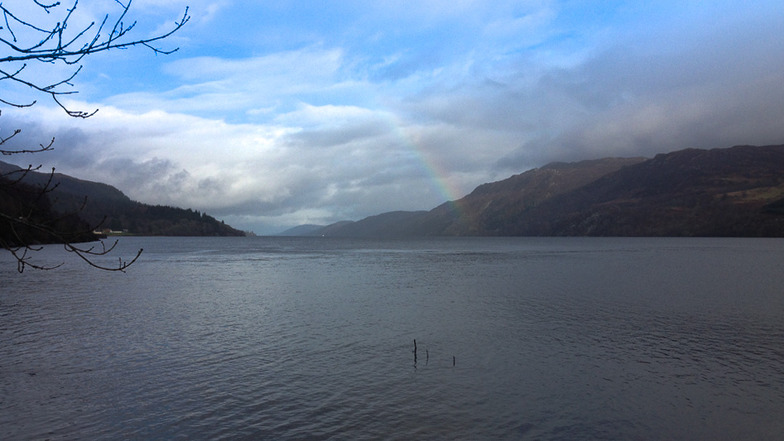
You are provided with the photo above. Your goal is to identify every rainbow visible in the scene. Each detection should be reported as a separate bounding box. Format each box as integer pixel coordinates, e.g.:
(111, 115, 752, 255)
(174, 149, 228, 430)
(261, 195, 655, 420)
(385, 115, 469, 224)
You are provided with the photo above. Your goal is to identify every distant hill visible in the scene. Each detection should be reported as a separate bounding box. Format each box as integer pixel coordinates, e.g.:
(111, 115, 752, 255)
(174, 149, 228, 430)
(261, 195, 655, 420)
(0, 161, 245, 242)
(1, 168, 97, 246)
(305, 144, 784, 237)
(276, 224, 325, 236)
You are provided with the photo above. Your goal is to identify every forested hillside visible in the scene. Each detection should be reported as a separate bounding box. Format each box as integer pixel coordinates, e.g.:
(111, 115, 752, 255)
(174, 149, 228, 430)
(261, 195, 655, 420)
(0, 161, 245, 243)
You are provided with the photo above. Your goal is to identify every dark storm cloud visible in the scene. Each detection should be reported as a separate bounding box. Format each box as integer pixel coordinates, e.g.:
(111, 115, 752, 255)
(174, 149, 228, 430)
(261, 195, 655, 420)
(495, 7, 784, 170)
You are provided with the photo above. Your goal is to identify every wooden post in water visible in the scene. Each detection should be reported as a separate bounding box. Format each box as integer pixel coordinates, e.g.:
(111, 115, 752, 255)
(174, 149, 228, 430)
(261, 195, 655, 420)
(453, 355, 455, 367)
(413, 339, 417, 365)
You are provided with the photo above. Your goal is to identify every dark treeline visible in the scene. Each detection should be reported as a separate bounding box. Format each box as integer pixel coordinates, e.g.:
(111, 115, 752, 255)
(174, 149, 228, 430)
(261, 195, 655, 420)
(102, 205, 243, 237)
(0, 161, 245, 243)
(0, 175, 97, 246)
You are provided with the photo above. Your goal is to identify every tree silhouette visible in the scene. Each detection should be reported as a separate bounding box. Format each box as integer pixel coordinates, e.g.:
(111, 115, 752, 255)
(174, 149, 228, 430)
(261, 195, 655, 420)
(1, 0, 189, 272)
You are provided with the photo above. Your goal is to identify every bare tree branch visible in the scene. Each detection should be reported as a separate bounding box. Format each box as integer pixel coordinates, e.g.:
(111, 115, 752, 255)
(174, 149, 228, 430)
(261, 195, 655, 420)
(0, 186, 143, 273)
(0, 1, 189, 271)
(65, 240, 143, 272)
(0, 0, 189, 116)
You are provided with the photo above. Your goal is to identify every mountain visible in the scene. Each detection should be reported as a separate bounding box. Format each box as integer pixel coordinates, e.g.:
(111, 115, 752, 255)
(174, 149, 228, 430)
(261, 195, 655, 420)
(308, 144, 784, 237)
(0, 161, 245, 242)
(276, 224, 325, 236)
(1, 167, 97, 246)
(515, 145, 784, 237)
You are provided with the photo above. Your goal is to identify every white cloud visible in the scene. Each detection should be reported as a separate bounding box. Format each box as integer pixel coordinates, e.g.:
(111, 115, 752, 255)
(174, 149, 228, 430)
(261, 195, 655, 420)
(5, 1, 784, 235)
(105, 47, 349, 119)
(3, 99, 456, 233)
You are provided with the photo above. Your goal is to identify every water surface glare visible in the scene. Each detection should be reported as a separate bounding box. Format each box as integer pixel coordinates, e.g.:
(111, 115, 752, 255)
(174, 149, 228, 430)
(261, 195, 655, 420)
(2, 237, 784, 440)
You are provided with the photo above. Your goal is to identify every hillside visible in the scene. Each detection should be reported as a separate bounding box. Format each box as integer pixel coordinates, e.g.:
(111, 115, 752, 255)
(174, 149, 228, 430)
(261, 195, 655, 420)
(0, 161, 245, 242)
(276, 224, 325, 236)
(309, 144, 784, 237)
(0, 172, 97, 246)
(510, 145, 784, 236)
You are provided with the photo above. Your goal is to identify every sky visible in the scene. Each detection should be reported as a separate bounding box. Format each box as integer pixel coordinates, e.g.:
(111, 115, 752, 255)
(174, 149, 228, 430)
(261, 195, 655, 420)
(2, 0, 784, 234)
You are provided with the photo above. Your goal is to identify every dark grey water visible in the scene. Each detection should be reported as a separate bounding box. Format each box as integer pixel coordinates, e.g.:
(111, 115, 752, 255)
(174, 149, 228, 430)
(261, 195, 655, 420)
(2, 237, 784, 440)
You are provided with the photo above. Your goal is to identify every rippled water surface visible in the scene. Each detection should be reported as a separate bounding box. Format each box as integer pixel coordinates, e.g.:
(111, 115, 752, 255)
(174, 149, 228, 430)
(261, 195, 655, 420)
(2, 237, 784, 440)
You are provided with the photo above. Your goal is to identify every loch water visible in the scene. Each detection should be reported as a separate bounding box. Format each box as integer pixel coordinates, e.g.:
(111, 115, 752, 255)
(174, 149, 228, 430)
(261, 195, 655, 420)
(2, 236, 784, 440)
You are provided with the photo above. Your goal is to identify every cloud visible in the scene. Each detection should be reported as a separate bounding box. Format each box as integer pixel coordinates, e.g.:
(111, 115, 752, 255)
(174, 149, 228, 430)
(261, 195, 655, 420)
(495, 3, 784, 169)
(105, 48, 349, 120)
(4, 1, 784, 235)
(2, 100, 452, 234)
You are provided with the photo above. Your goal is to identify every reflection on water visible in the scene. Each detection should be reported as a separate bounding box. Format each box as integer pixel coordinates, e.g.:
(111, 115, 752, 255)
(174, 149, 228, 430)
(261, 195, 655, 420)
(2, 237, 784, 440)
